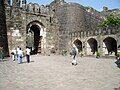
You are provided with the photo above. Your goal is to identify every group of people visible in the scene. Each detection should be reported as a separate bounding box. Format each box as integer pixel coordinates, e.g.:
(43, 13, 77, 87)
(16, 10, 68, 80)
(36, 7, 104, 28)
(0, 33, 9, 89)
(4, 46, 77, 66)
(11, 46, 31, 64)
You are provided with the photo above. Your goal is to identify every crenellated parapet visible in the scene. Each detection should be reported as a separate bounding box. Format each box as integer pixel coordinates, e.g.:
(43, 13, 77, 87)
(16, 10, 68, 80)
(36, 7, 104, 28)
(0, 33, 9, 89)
(34, 3, 40, 13)
(46, 5, 50, 15)
(4, 0, 10, 7)
(27, 3, 34, 12)
(22, 0, 26, 11)
(100, 7, 120, 19)
(12, 0, 21, 7)
(85, 6, 101, 18)
(26, 3, 51, 15)
(40, 5, 45, 14)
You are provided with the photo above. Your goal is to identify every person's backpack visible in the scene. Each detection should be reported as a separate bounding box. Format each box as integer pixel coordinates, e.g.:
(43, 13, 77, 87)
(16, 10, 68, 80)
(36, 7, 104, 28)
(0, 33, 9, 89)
(11, 52, 14, 55)
(72, 49, 76, 55)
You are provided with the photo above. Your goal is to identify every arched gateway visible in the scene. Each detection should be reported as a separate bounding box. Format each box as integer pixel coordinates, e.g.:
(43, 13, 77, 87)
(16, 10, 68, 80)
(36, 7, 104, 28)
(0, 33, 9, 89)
(103, 37, 117, 55)
(26, 20, 46, 54)
(87, 38, 98, 55)
(73, 39, 82, 53)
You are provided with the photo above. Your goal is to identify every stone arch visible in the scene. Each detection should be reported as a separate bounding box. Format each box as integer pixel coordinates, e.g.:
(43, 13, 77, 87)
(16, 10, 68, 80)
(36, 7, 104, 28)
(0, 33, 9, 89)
(73, 39, 82, 53)
(26, 20, 46, 54)
(27, 20, 45, 31)
(103, 37, 117, 55)
(87, 38, 98, 55)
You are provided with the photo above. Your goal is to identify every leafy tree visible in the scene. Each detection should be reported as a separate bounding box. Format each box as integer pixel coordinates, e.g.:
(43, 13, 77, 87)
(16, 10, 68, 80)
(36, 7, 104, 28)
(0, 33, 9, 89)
(98, 14, 120, 29)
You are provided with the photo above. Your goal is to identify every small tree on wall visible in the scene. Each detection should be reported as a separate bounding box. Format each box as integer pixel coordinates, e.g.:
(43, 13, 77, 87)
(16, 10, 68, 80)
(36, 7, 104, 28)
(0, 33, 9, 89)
(98, 14, 120, 29)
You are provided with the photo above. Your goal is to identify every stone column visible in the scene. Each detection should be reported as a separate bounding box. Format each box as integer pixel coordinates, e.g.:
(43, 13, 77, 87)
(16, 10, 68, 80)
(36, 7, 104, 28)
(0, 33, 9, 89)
(40, 5, 45, 14)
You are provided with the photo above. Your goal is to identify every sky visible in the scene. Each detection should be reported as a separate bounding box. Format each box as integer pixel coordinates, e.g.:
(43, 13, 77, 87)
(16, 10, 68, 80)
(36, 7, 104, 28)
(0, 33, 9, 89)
(26, 0, 120, 11)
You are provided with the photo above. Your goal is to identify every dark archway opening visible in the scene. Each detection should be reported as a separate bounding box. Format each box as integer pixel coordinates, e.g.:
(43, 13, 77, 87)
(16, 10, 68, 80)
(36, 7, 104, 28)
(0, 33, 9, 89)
(103, 37, 117, 55)
(73, 39, 82, 53)
(30, 25, 40, 54)
(87, 38, 98, 54)
(26, 25, 41, 54)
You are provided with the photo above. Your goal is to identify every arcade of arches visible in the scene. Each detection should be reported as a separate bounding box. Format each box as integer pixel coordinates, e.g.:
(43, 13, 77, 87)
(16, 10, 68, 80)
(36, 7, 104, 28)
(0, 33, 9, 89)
(73, 37, 118, 56)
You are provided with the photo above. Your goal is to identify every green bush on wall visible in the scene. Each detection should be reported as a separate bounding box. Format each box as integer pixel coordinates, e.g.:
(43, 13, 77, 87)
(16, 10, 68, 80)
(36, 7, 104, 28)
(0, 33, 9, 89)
(96, 52, 100, 58)
(80, 53, 83, 57)
(115, 53, 120, 57)
(62, 50, 67, 56)
(69, 52, 72, 56)
(115, 53, 120, 60)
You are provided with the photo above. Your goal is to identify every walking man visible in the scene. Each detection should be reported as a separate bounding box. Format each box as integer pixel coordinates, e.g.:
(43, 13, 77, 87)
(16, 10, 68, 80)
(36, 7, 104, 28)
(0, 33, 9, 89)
(25, 46, 31, 63)
(71, 47, 77, 66)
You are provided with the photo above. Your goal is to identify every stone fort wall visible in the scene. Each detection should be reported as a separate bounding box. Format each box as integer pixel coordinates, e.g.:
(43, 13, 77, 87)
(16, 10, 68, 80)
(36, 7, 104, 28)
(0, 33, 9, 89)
(2, 0, 120, 56)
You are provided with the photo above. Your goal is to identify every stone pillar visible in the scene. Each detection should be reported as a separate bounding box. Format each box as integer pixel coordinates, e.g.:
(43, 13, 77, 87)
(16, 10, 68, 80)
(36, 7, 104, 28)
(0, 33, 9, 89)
(22, 0, 26, 11)
(40, 5, 45, 14)
(45, 5, 50, 15)
(4, 0, 9, 6)
(0, 0, 9, 56)
(12, 0, 20, 7)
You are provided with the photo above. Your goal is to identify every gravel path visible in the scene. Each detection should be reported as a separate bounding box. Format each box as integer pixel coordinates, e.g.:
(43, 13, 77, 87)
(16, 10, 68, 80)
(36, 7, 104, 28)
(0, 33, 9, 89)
(0, 55, 120, 90)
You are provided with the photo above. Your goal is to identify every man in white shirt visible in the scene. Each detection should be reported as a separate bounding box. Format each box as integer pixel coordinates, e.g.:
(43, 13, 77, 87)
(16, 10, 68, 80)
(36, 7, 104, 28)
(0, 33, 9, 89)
(25, 47, 31, 63)
(17, 48, 23, 64)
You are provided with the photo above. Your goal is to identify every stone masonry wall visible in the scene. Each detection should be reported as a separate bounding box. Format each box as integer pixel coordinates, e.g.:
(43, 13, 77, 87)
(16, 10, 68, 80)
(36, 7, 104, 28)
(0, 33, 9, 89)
(56, 3, 88, 52)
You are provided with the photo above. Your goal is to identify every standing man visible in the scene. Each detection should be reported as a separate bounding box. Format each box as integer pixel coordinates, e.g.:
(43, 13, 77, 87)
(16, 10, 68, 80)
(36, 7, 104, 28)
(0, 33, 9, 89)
(71, 47, 77, 66)
(17, 48, 23, 64)
(25, 46, 31, 63)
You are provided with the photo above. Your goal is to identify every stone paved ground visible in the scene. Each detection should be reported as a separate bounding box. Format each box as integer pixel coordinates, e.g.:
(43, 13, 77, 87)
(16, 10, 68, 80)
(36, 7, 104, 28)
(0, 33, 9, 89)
(0, 55, 120, 90)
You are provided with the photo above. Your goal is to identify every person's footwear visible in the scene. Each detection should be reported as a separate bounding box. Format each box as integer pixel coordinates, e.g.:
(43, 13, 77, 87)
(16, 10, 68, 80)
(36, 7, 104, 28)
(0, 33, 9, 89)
(74, 63, 77, 66)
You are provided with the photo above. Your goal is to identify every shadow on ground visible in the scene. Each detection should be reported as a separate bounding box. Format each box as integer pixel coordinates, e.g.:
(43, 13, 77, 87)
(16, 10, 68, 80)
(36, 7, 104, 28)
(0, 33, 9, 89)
(114, 87, 120, 90)
(22, 61, 34, 64)
(115, 60, 120, 68)
(0, 58, 9, 62)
